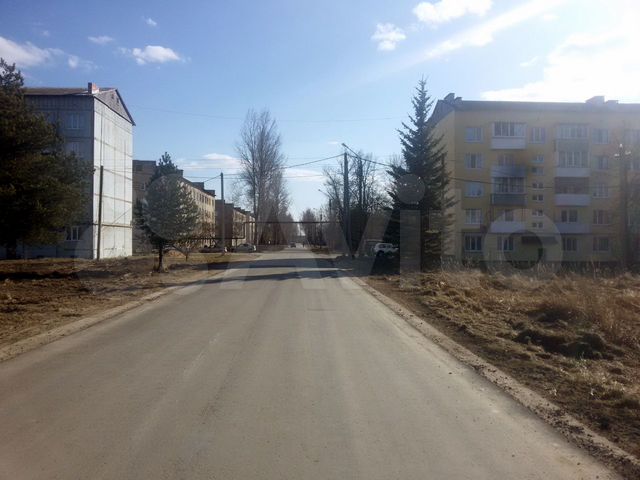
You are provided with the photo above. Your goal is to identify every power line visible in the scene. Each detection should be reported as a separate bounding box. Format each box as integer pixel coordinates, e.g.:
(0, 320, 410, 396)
(128, 104, 404, 124)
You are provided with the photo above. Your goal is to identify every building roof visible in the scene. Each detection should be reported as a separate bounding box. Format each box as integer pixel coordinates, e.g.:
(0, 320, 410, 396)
(24, 83, 135, 126)
(429, 93, 640, 125)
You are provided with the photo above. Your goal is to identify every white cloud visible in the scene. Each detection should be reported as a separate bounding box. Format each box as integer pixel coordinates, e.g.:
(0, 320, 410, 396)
(145, 17, 158, 27)
(67, 55, 79, 69)
(371, 23, 407, 51)
(520, 56, 538, 67)
(0, 35, 92, 70)
(123, 45, 183, 65)
(179, 153, 242, 171)
(41, 30, 50, 37)
(482, 26, 640, 102)
(88, 35, 114, 45)
(413, 0, 492, 25)
(0, 36, 56, 67)
(424, 0, 564, 59)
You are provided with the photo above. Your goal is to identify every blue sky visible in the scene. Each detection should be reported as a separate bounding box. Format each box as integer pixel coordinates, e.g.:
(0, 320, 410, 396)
(2, 0, 639, 217)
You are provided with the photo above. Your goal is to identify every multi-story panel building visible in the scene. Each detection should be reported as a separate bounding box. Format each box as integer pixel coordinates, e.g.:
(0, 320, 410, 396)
(132, 160, 216, 252)
(429, 94, 640, 266)
(14, 83, 135, 259)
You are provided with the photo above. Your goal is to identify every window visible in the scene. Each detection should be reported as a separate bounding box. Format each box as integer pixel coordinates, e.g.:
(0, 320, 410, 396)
(593, 237, 610, 252)
(560, 210, 578, 223)
(464, 182, 484, 197)
(624, 129, 640, 145)
(66, 142, 82, 158)
(558, 151, 588, 168)
(593, 128, 609, 144)
(502, 209, 514, 221)
(66, 226, 81, 241)
(493, 177, 524, 194)
(594, 155, 610, 170)
(531, 166, 544, 176)
(530, 127, 546, 143)
(66, 113, 83, 130)
(532, 209, 544, 217)
(557, 124, 588, 139)
(497, 235, 514, 251)
(532, 154, 544, 164)
(464, 153, 483, 169)
(593, 183, 609, 198)
(593, 210, 610, 225)
(464, 234, 483, 252)
(531, 221, 543, 229)
(465, 127, 483, 143)
(498, 153, 515, 166)
(532, 194, 544, 202)
(562, 237, 578, 252)
(532, 181, 544, 190)
(494, 121, 525, 138)
(465, 209, 482, 224)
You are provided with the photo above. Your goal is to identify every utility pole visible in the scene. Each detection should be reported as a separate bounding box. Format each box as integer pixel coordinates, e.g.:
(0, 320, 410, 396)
(618, 143, 630, 270)
(96, 165, 104, 260)
(342, 150, 351, 256)
(220, 172, 226, 252)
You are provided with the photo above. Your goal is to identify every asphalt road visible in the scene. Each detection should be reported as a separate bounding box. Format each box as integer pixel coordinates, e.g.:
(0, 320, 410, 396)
(0, 249, 618, 479)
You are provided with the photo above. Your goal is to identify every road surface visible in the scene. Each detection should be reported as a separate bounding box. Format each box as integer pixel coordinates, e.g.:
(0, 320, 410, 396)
(0, 249, 617, 479)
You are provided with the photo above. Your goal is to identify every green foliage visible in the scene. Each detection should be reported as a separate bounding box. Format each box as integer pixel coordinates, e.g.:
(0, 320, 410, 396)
(0, 59, 91, 256)
(387, 78, 454, 268)
(134, 153, 199, 269)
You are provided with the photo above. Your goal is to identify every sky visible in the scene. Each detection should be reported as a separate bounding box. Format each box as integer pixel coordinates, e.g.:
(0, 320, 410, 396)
(2, 0, 640, 218)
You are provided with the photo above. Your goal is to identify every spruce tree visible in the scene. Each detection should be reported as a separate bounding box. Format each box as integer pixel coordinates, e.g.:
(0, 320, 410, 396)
(387, 78, 453, 269)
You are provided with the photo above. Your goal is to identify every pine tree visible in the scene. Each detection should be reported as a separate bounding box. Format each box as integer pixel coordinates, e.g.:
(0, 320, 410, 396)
(135, 153, 199, 270)
(0, 59, 92, 258)
(387, 78, 453, 269)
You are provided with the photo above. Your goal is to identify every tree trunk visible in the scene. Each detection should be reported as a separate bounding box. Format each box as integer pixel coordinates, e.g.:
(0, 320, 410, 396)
(157, 243, 164, 271)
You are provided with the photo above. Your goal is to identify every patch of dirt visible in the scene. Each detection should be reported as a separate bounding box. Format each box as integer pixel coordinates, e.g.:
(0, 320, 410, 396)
(0, 253, 248, 348)
(361, 268, 640, 477)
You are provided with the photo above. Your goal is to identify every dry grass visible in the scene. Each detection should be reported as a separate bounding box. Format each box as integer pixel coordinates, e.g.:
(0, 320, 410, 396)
(365, 268, 640, 462)
(0, 253, 248, 348)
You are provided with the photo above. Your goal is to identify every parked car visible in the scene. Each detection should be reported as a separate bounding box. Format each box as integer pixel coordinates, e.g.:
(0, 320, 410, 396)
(373, 242, 398, 257)
(199, 244, 227, 253)
(290, 242, 296, 248)
(235, 243, 257, 253)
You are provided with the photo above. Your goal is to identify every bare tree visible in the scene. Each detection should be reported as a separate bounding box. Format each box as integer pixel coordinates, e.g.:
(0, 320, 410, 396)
(236, 109, 286, 244)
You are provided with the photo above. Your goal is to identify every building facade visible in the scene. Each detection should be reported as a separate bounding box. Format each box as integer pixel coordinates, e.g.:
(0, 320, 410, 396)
(132, 160, 216, 252)
(11, 83, 135, 259)
(429, 94, 640, 266)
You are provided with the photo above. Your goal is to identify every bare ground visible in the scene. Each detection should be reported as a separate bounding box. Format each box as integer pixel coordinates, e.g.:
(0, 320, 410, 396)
(0, 252, 248, 348)
(356, 266, 639, 473)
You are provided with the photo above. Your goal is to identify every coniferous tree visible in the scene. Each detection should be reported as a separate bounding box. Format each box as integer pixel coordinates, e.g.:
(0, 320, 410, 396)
(135, 153, 199, 270)
(387, 78, 453, 269)
(0, 59, 91, 258)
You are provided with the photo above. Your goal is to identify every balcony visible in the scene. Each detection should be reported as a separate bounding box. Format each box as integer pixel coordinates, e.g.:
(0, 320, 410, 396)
(491, 165, 527, 177)
(491, 193, 526, 206)
(556, 167, 590, 177)
(489, 221, 526, 233)
(555, 193, 591, 206)
(556, 223, 591, 234)
(491, 137, 526, 150)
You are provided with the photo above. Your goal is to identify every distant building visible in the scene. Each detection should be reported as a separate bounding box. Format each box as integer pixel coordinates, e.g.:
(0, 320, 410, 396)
(429, 94, 640, 266)
(214, 201, 255, 247)
(132, 160, 216, 252)
(2, 83, 135, 259)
